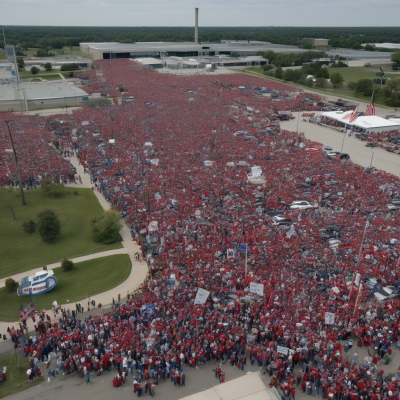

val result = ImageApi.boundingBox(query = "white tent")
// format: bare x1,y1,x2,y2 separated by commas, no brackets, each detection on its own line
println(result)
179,372,281,400
321,111,400,133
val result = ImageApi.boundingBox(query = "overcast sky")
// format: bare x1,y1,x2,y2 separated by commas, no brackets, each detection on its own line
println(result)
2,0,400,26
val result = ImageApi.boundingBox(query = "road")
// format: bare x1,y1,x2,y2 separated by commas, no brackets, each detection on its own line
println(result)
282,113,400,177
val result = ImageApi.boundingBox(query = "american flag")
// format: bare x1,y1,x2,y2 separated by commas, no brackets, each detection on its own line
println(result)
19,298,36,323
343,104,359,121
349,111,359,123
366,87,375,116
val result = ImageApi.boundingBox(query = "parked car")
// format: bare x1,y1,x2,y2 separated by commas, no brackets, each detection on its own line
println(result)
321,146,333,153
289,201,317,210
373,285,400,301
327,151,341,158
340,153,350,160
272,216,293,226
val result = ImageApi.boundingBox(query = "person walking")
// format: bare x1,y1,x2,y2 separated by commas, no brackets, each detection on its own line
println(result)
84,366,90,384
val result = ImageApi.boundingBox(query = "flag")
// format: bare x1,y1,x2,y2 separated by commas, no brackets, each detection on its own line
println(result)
379,66,386,78
349,112,359,123
343,104,359,120
366,87,375,116
19,298,35,323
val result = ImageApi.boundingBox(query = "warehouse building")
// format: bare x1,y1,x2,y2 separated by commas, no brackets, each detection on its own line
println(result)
0,81,89,112
80,42,309,61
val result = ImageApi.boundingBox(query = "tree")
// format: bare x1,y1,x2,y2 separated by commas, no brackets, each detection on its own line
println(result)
355,79,373,96
22,219,37,235
230,51,239,57
17,57,25,70
263,50,276,64
61,258,74,272
30,66,40,75
60,63,80,71
41,178,64,197
364,44,375,51
330,72,344,88
36,38,49,49
44,62,52,71
391,51,400,65
90,210,122,243
386,77,400,94
316,77,327,88
37,209,61,242
36,49,48,57
300,38,313,49
5,278,18,293
347,82,356,90
275,67,283,79
315,68,329,79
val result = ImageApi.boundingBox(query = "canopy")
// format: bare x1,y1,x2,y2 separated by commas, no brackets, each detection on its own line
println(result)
321,111,400,133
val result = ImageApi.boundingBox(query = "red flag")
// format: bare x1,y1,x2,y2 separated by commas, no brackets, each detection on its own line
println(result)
343,104,359,120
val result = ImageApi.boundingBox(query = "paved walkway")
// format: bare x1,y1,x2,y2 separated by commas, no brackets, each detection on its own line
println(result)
0,155,148,333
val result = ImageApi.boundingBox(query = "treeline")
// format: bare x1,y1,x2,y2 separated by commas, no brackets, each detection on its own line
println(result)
2,26,400,50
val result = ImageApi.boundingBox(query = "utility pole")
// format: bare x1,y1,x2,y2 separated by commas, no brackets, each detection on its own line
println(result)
5,121,26,205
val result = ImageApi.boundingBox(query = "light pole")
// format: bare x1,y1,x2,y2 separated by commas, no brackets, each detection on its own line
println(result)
5,120,26,205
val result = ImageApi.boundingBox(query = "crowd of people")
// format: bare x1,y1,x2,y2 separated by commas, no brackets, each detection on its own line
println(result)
2,59,400,398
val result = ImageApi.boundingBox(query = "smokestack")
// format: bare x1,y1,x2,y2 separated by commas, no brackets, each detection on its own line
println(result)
195,8,199,44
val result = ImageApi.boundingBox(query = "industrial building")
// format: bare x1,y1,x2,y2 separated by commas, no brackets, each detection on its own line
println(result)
0,81,89,112
22,57,92,69
313,38,329,46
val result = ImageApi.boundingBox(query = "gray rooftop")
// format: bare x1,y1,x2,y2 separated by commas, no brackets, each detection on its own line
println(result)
0,82,88,102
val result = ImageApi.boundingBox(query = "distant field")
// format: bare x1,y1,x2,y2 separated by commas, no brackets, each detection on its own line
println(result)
242,67,392,107
22,46,85,58
326,66,398,83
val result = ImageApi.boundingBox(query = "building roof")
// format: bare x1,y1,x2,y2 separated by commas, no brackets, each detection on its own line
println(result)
0,82,88,102
322,111,400,131
179,372,281,400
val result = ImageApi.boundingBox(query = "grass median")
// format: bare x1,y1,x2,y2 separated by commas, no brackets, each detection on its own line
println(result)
0,188,122,279
0,352,44,399
0,254,131,322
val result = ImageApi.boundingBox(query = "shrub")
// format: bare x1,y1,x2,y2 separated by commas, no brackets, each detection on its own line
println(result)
5,278,18,293
315,68,329,79
73,190,79,196
30,66,40,75
347,82,356,90
263,64,273,72
61,258,74,272
355,79,373,96
37,208,61,242
275,67,283,79
22,219,37,235
41,178,64,197
60,63,79,71
90,210,122,242
103,238,117,244
43,265,47,270
316,77,327,88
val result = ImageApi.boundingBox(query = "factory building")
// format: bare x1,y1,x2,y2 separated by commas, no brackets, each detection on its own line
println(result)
0,81,89,112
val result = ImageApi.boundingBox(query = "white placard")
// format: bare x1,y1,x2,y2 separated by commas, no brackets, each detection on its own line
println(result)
354,273,361,287
249,282,264,296
194,288,210,305
277,346,289,355
325,312,335,325
227,249,234,260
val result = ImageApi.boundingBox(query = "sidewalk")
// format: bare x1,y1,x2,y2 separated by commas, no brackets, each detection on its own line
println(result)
0,155,148,335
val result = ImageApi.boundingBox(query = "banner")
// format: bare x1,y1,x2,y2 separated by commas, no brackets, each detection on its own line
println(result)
194,288,210,305
277,346,289,355
249,282,264,296
325,312,335,325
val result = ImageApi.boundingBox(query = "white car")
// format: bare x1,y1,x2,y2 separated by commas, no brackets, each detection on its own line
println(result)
272,216,292,226
320,146,333,153
289,201,316,210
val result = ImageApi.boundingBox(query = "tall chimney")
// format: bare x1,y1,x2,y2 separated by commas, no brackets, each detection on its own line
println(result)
195,8,199,44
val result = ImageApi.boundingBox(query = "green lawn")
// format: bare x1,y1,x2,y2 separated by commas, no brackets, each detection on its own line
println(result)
326,66,398,83
241,67,392,108
0,50,6,60
0,352,44,399
0,188,122,279
22,46,86,58
19,71,61,79
0,254,131,321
